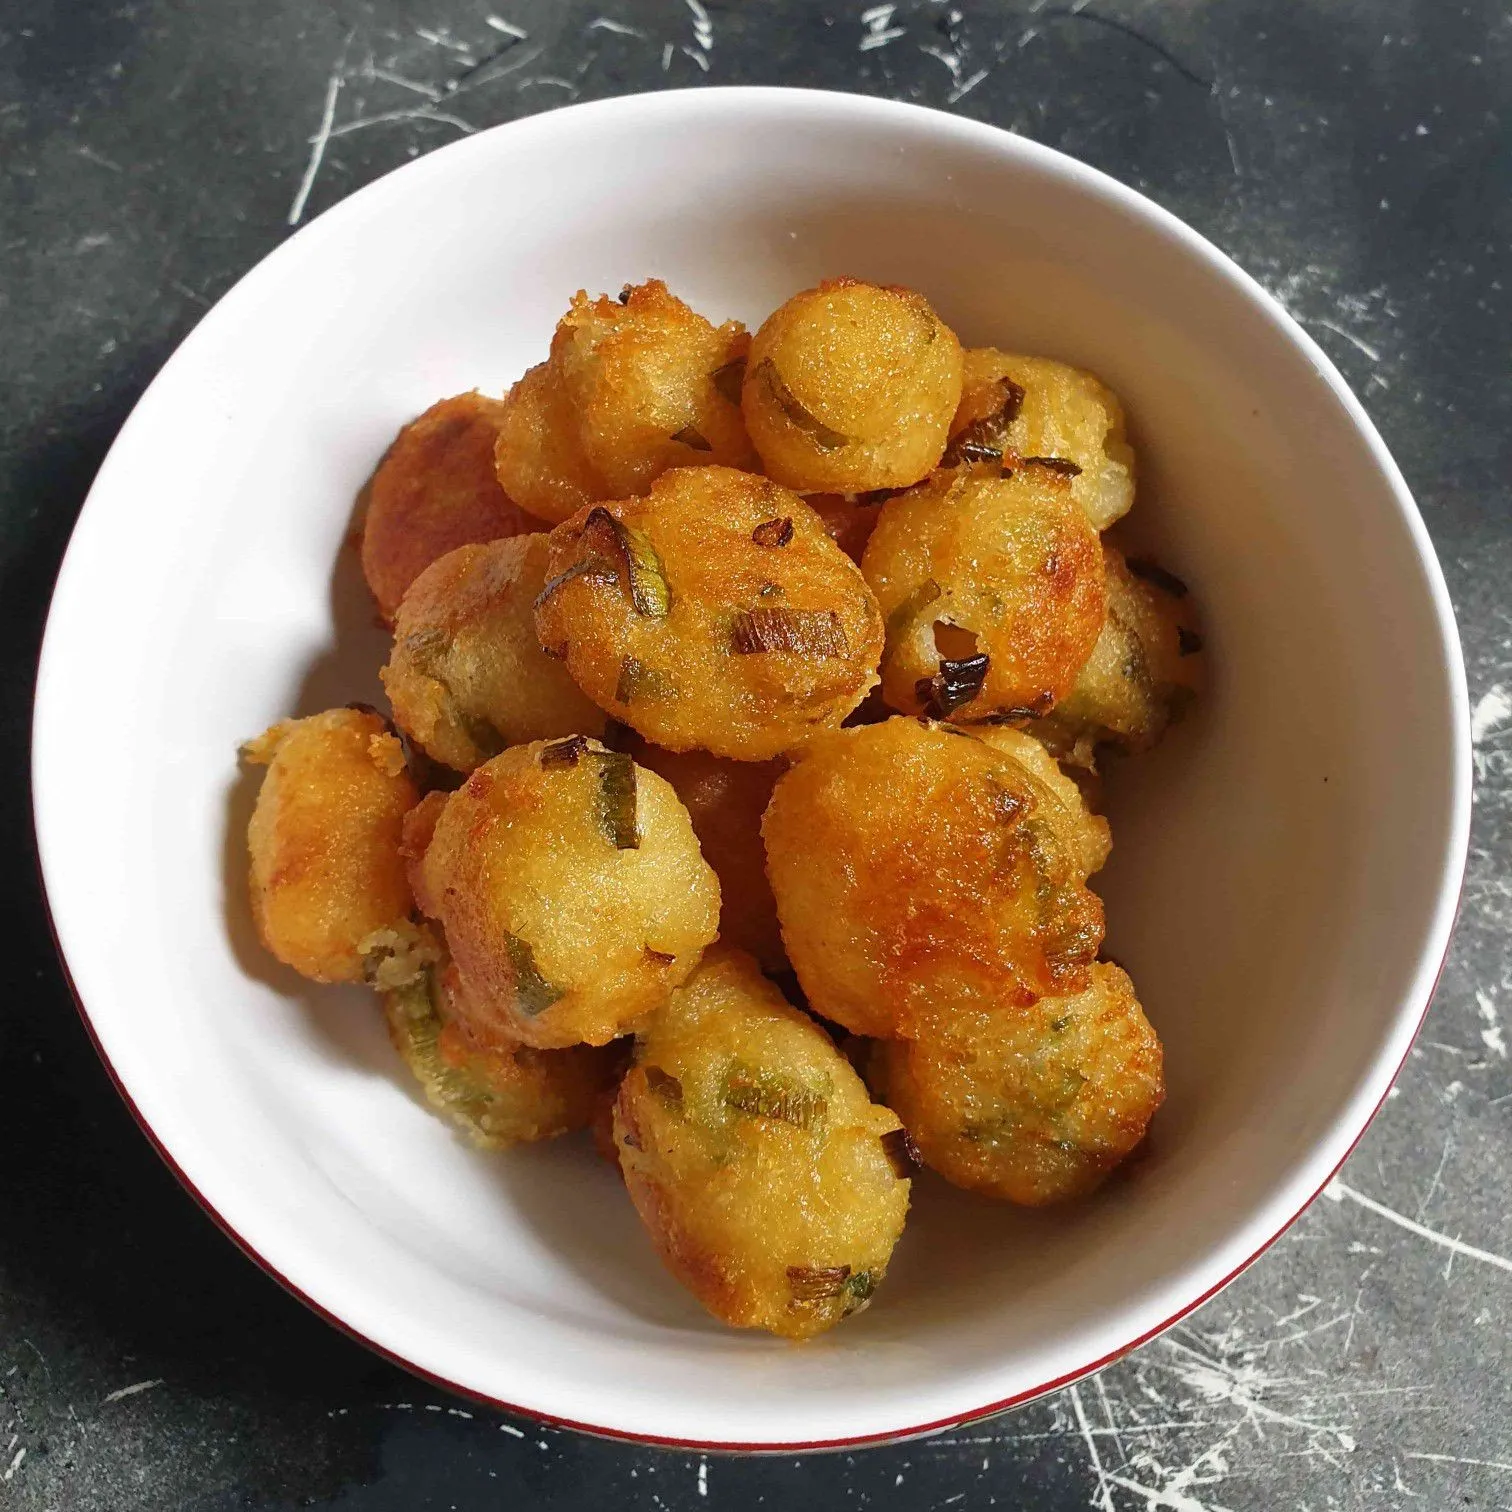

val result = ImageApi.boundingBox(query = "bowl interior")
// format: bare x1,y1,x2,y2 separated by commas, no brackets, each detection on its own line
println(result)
32,89,1466,1447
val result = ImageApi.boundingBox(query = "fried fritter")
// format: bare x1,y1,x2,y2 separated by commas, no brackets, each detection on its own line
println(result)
625,738,785,972
493,280,757,524
360,392,536,625
410,737,719,1049
535,466,884,760
762,718,1105,1039
381,535,605,773
873,963,1163,1204
613,947,910,1339
742,278,963,493
243,707,423,985
1021,544,1203,768
950,350,1135,532
861,461,1105,721
385,954,623,1148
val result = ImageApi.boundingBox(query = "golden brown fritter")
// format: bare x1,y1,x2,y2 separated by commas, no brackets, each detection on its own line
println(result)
1021,545,1203,769
360,392,537,625
742,279,963,492
626,737,785,972
762,718,1105,1039
613,947,910,1339
873,963,1163,1204
385,955,624,1148
243,707,423,985
535,466,884,760
493,280,757,524
861,462,1105,721
381,535,605,773
410,737,719,1049
951,351,1135,532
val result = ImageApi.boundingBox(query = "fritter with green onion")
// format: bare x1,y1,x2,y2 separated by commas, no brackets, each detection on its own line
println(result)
613,947,910,1339
493,279,757,524
535,466,884,760
243,706,428,986
872,962,1163,1205
950,350,1135,532
862,461,1105,721
1020,543,1204,769
762,717,1105,1039
409,737,719,1049
360,391,537,626
382,534,605,774
742,278,963,493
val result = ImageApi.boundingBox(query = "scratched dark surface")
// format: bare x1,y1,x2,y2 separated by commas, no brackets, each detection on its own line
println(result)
2,2,1510,1508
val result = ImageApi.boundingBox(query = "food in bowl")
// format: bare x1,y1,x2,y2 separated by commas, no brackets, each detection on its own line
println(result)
240,276,1203,1339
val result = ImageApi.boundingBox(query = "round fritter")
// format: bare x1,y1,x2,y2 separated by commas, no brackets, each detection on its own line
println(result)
970,724,1111,878
381,535,605,773
805,492,879,564
243,707,422,984
410,737,720,1049
873,963,1163,1204
361,392,536,625
384,957,623,1149
613,947,910,1339
1021,545,1203,769
742,278,963,493
762,718,1105,1039
862,461,1105,721
626,738,785,972
535,466,884,760
493,280,756,524
950,350,1135,532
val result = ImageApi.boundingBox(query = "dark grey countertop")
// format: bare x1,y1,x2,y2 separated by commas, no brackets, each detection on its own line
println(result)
2,2,1509,1508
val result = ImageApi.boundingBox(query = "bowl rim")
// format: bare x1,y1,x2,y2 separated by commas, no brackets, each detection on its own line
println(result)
31,84,1472,1452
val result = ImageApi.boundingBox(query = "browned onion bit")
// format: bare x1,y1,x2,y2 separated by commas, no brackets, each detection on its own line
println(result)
594,749,640,850
533,555,616,614
539,733,591,769
504,932,563,1017
645,1064,684,1110
751,516,795,549
615,655,674,704
578,507,672,618
643,946,677,966
787,1264,852,1302
915,651,990,718
671,425,713,451
755,358,849,452
711,354,747,407
1178,626,1204,656
1126,558,1191,598
1022,455,1083,477
943,434,1004,467
995,376,1027,425
880,1127,917,1178
858,487,906,506
730,606,848,658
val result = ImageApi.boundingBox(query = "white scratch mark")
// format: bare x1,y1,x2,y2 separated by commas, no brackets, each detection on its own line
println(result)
288,45,347,226
679,45,710,71
101,1378,163,1404
1095,1372,1130,1471
588,17,644,36
661,42,674,69
697,1459,708,1497
3,1448,23,1482
498,1422,525,1438
416,26,474,55
1311,318,1381,362
1417,1134,1454,1219
1471,684,1511,744
1273,1294,1323,1327
948,66,991,102
1406,1452,1512,1474
1325,1180,1512,1274
329,108,476,137
1339,1265,1375,1360
860,27,907,50
362,63,442,99
75,145,123,171
685,0,714,51
1477,990,1508,1059
485,16,529,39
1441,1079,1466,1103
73,231,112,252
447,1407,472,1419
861,2,895,22
517,75,579,94
1069,1384,1117,1511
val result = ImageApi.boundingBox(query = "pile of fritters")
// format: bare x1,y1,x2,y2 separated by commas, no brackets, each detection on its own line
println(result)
243,277,1202,1340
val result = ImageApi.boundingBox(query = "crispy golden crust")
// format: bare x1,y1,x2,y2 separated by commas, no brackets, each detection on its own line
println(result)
762,718,1105,1039
743,279,962,493
951,350,1135,532
411,738,719,1049
385,958,624,1148
805,491,880,564
493,280,756,524
381,535,605,773
626,737,785,972
1021,545,1203,768
360,393,536,625
862,462,1106,721
613,947,910,1339
873,963,1163,1204
244,707,420,984
535,466,884,760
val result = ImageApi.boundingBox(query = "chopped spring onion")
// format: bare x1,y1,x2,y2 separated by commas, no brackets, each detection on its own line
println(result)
731,606,847,658
755,358,848,452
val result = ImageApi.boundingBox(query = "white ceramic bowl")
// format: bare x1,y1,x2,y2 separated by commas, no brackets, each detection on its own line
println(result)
32,87,1469,1450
